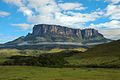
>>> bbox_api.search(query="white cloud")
[28,0,60,14]
[11,23,33,30]
[27,0,100,27]
[99,29,120,40]
[28,0,55,8]
[4,0,33,17]
[0,11,10,17]
[58,3,85,10]
[19,7,33,17]
[105,4,120,20]
[3,0,104,28]
[27,0,104,27]
[90,20,120,29]
[19,7,33,16]
[4,0,23,6]
[89,20,120,39]
[27,0,60,25]
[27,10,104,28]
[54,10,104,26]
[105,0,120,4]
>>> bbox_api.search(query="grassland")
[0,66,120,80]
[0,48,86,66]
[1,40,120,68]
[66,40,120,68]
[0,47,86,56]
[0,40,120,80]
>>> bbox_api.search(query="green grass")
[0,47,85,56]
[47,48,86,53]
[66,56,120,67]
[0,66,120,80]
[0,49,84,68]
[84,40,120,56]
[66,40,120,68]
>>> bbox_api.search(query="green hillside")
[84,40,120,56]
[1,40,120,68]
[66,40,120,68]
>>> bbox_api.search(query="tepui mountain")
[5,24,110,45]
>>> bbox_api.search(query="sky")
[0,0,120,43]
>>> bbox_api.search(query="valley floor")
[0,66,120,80]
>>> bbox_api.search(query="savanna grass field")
[0,66,120,80]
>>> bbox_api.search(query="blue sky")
[0,0,120,43]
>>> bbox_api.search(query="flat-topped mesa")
[32,24,76,36]
[5,24,109,45]
[32,24,102,39]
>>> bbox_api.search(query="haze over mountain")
[5,24,109,45]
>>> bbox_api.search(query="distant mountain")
[5,24,109,45]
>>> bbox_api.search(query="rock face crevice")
[6,24,108,45]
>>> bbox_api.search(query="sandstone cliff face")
[32,24,103,40]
